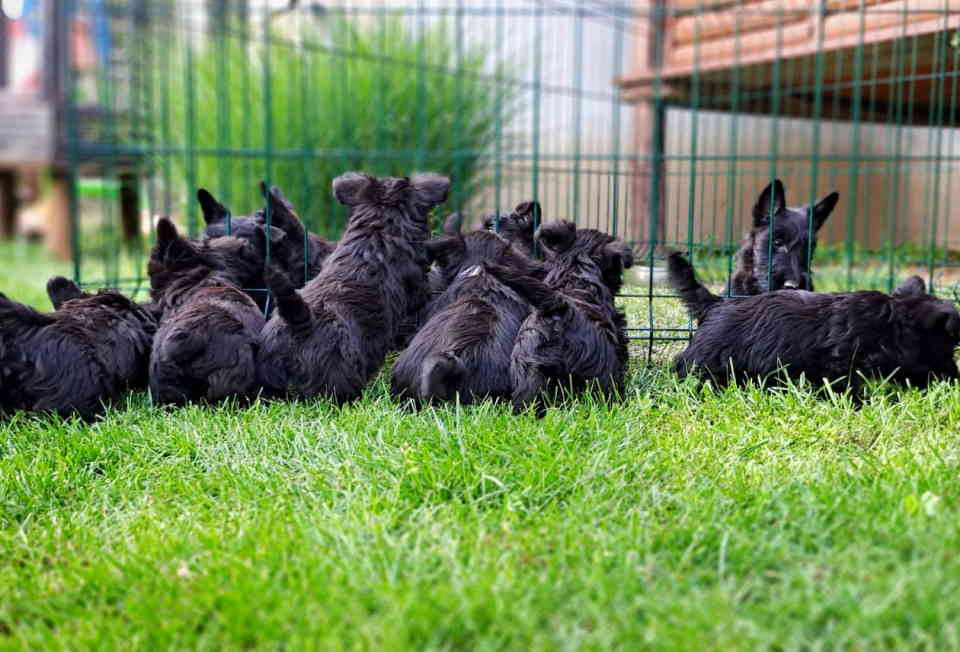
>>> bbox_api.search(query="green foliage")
[156,16,517,238]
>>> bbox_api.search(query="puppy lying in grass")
[148,218,268,406]
[260,172,449,403]
[391,225,544,405]
[485,221,633,415]
[668,251,960,395]
[0,277,156,420]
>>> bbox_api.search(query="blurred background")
[0,0,958,355]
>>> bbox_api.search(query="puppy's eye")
[773,238,785,248]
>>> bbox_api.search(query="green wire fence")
[62,0,960,360]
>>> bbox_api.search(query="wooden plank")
[668,20,812,66]
[672,0,815,46]
[824,0,960,40]
[618,13,960,87]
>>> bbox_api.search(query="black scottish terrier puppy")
[0,278,156,420]
[482,200,540,255]
[730,179,839,295]
[485,221,633,415]
[148,218,267,406]
[259,172,449,403]
[391,227,544,405]
[200,184,336,287]
[669,252,960,395]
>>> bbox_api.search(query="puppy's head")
[748,179,839,292]
[482,200,540,253]
[150,218,202,272]
[536,220,633,294]
[333,172,450,236]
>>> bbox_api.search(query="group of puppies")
[0,172,635,420]
[669,179,960,398]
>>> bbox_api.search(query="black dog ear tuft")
[893,275,927,297]
[156,217,179,242]
[251,224,288,257]
[514,200,541,221]
[536,220,577,255]
[46,276,85,309]
[812,191,840,231]
[411,173,451,207]
[424,235,465,268]
[333,172,375,206]
[603,240,634,270]
[442,212,464,235]
[753,179,786,227]
[197,189,229,225]
[923,302,960,339]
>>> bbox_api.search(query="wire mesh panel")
[63,0,960,362]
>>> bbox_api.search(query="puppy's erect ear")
[424,235,465,268]
[536,220,577,255]
[893,275,927,297]
[46,276,85,309]
[923,301,960,340]
[333,172,375,206]
[410,173,450,207]
[811,191,840,231]
[154,217,198,264]
[752,179,786,227]
[514,200,541,221]
[197,189,229,225]
[261,182,306,238]
[602,240,634,270]
[442,212,464,235]
[250,224,288,258]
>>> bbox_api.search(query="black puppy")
[730,179,839,295]
[199,185,335,287]
[486,221,633,415]
[482,200,540,256]
[391,228,544,405]
[259,172,449,403]
[669,252,960,394]
[0,279,156,420]
[148,218,267,406]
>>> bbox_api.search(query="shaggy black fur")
[259,172,449,403]
[391,228,544,405]
[200,185,335,287]
[669,252,960,395]
[485,221,633,415]
[482,200,540,255]
[730,179,839,294]
[0,278,156,419]
[148,218,266,406]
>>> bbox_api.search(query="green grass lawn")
[3,241,960,648]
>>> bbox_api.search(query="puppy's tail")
[483,262,566,313]
[419,352,466,403]
[264,265,312,332]
[666,252,721,323]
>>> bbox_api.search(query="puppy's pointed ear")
[812,191,839,231]
[154,218,197,263]
[536,220,577,255]
[514,200,541,221]
[893,275,926,297]
[333,173,375,206]
[442,212,464,235]
[923,302,960,340]
[411,173,450,207]
[753,179,786,227]
[197,189,229,225]
[251,224,288,258]
[424,235,465,268]
[602,240,634,270]
[262,183,305,236]
[46,276,85,309]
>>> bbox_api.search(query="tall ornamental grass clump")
[154,15,517,238]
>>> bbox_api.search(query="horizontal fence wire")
[62,0,960,362]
